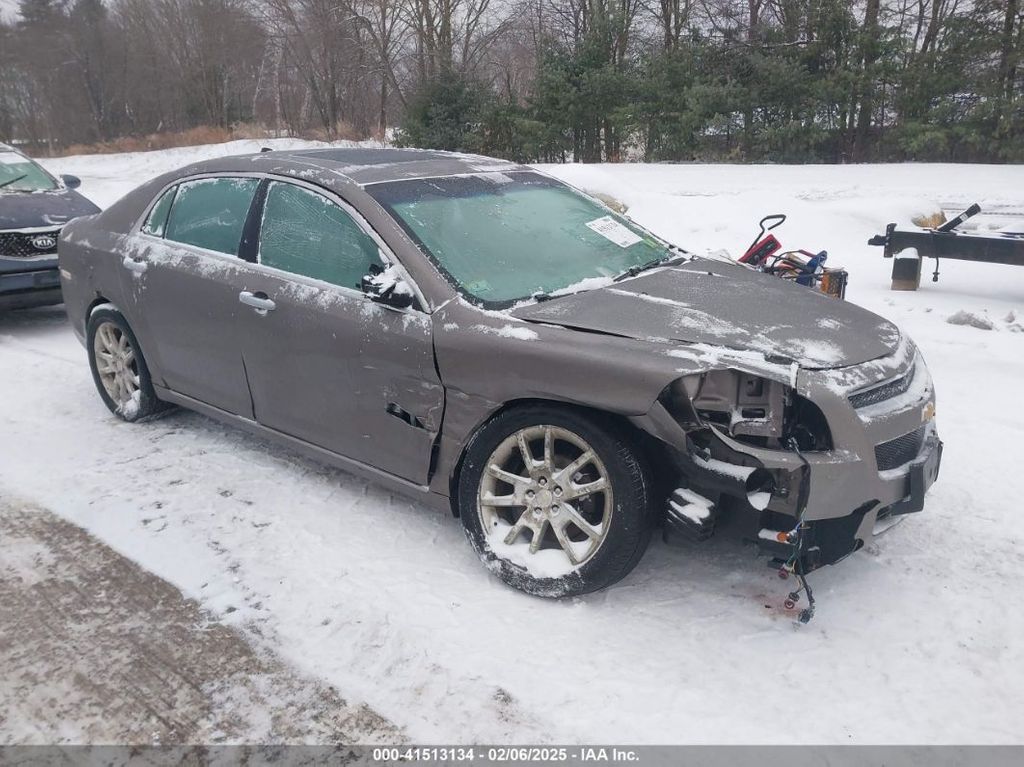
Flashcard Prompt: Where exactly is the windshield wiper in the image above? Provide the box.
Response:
[612,252,686,282]
[0,174,28,189]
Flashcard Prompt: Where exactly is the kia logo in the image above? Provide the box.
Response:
[30,235,56,250]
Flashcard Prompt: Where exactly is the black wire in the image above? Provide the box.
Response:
[787,437,816,623]
[795,566,815,624]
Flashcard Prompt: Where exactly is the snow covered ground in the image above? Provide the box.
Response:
[1,141,1022,744]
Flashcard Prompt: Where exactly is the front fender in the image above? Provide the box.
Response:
[428,299,798,498]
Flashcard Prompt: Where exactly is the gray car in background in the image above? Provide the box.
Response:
[57,148,942,600]
[1,143,99,310]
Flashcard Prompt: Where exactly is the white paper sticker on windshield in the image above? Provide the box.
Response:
[0,152,26,165]
[586,216,642,248]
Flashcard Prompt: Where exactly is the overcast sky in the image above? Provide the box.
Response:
[0,0,19,23]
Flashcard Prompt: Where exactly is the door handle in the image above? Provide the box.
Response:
[121,255,147,274]
[239,290,276,314]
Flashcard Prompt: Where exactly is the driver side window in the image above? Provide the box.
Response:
[259,181,380,290]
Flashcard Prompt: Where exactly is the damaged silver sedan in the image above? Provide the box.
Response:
[58,149,942,612]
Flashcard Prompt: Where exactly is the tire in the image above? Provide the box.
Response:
[87,307,170,422]
[458,405,653,597]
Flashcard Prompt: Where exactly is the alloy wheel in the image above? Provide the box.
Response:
[477,425,613,568]
[93,321,140,410]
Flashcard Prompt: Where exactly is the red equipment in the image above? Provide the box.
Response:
[740,214,848,299]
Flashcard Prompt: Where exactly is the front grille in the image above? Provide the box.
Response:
[849,364,915,409]
[0,229,60,258]
[875,426,925,471]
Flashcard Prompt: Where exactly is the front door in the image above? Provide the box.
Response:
[238,180,443,485]
[120,176,261,417]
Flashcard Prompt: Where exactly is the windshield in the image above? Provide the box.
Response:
[369,171,670,306]
[0,151,58,192]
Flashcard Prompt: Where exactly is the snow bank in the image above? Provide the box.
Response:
[946,310,994,330]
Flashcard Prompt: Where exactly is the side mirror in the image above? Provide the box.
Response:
[361,264,415,310]
[61,174,81,189]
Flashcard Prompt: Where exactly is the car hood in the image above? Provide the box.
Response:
[510,259,901,370]
[0,188,100,230]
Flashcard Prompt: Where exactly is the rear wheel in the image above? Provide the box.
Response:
[87,307,169,422]
[458,405,653,597]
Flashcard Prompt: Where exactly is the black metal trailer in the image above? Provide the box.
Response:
[869,203,1024,290]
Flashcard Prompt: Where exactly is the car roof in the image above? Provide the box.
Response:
[187,146,531,188]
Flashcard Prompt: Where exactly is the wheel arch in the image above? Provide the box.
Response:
[85,295,115,323]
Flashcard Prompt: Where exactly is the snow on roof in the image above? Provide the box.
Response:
[259,147,524,187]
[285,148,455,165]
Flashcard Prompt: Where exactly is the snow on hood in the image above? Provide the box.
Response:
[0,188,100,230]
[510,258,901,369]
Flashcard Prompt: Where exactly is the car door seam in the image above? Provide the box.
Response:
[425,330,448,484]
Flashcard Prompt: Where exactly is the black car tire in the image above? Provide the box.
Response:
[458,405,653,598]
[87,306,171,422]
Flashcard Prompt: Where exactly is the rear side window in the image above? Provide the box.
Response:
[258,181,380,290]
[164,177,259,256]
[142,186,176,237]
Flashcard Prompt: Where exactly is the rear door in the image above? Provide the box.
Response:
[237,179,444,485]
[120,176,261,417]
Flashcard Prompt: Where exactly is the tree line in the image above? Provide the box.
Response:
[0,0,1020,162]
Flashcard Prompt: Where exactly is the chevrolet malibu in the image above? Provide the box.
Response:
[58,148,942,600]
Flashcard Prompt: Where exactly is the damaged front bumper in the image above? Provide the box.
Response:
[649,339,943,571]
[751,428,942,571]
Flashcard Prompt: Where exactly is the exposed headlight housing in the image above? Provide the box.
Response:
[664,370,832,451]
[677,370,787,439]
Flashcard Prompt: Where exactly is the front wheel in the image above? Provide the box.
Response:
[87,307,170,422]
[458,406,653,597]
